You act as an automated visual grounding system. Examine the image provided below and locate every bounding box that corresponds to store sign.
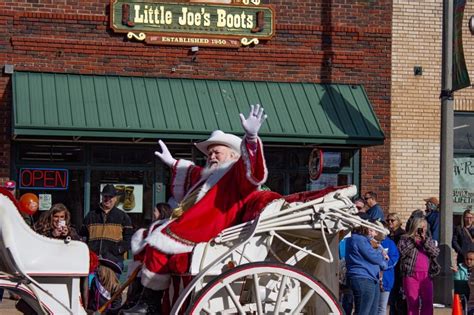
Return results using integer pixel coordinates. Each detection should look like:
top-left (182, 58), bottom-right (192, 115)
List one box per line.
top-left (19, 168), bottom-right (69, 190)
top-left (110, 0), bottom-right (275, 48)
top-left (453, 157), bottom-right (474, 213)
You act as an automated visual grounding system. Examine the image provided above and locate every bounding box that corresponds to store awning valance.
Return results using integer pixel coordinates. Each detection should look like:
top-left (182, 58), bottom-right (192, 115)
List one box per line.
top-left (12, 71), bottom-right (384, 145)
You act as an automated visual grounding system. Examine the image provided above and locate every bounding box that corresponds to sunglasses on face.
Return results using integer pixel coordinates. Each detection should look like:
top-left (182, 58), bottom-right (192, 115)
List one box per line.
top-left (387, 219), bottom-right (396, 223)
top-left (364, 197), bottom-right (372, 201)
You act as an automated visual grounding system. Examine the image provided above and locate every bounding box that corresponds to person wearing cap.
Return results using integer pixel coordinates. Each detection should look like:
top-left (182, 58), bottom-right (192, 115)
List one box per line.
top-left (79, 184), bottom-right (133, 269)
top-left (88, 257), bottom-right (123, 312)
top-left (122, 105), bottom-right (268, 315)
top-left (424, 196), bottom-right (440, 243)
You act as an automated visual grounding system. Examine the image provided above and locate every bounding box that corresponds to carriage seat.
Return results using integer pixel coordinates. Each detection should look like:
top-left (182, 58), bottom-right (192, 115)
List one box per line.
top-left (0, 188), bottom-right (89, 277)
top-left (188, 185), bottom-right (357, 276)
top-left (240, 185), bottom-right (349, 222)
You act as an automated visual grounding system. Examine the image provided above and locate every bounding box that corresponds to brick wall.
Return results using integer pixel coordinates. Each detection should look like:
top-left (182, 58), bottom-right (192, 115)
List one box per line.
top-left (0, 0), bottom-right (392, 206)
top-left (391, 1), bottom-right (474, 223)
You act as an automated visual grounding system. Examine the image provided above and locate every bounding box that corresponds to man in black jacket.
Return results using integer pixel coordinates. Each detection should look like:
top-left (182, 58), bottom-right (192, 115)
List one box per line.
top-left (80, 184), bottom-right (133, 268)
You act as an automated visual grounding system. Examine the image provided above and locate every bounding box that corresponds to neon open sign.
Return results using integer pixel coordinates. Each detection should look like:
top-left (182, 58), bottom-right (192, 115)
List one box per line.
top-left (19, 168), bottom-right (69, 190)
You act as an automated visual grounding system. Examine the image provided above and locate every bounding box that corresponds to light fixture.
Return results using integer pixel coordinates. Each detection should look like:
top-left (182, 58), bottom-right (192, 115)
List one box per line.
top-left (191, 46), bottom-right (199, 53)
top-left (414, 66), bottom-right (423, 76)
top-left (4, 64), bottom-right (14, 74)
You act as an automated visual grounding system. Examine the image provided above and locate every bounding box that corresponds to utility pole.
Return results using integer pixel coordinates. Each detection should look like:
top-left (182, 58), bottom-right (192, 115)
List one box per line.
top-left (438, 0), bottom-right (454, 306)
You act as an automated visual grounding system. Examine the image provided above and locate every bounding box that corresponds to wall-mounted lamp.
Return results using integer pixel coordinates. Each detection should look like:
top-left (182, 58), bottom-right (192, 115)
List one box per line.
top-left (414, 66), bottom-right (423, 76)
top-left (190, 46), bottom-right (199, 62)
top-left (4, 64), bottom-right (14, 74)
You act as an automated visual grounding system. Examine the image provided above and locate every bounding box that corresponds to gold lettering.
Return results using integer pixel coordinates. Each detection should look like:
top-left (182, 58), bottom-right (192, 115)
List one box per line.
top-left (178, 7), bottom-right (187, 26)
top-left (216, 9), bottom-right (226, 27)
top-left (165, 9), bottom-right (172, 24)
top-left (132, 4), bottom-right (173, 25)
top-left (246, 14), bottom-right (253, 28)
top-left (134, 4), bottom-right (144, 23)
top-left (147, 6), bottom-right (154, 23)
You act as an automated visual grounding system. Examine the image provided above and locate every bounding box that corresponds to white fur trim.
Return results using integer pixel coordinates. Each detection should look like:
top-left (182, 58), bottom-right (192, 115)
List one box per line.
top-left (141, 267), bottom-right (170, 290)
top-left (242, 136), bottom-right (268, 186)
top-left (145, 220), bottom-right (194, 254)
top-left (131, 228), bottom-right (147, 255)
top-left (172, 159), bottom-right (195, 203)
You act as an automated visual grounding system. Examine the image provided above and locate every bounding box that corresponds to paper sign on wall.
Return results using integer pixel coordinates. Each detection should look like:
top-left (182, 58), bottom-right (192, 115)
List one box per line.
top-left (453, 157), bottom-right (474, 213)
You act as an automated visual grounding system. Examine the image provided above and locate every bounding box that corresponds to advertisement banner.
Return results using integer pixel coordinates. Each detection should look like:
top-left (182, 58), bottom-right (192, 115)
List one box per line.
top-left (452, 0), bottom-right (471, 91)
top-left (453, 157), bottom-right (474, 213)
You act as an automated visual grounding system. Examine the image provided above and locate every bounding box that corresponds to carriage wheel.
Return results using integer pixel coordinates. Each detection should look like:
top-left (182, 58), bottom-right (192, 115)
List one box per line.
top-left (188, 262), bottom-right (342, 315)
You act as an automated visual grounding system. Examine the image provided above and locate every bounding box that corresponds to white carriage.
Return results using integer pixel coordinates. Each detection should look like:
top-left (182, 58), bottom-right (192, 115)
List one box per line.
top-left (0, 185), bottom-right (386, 314)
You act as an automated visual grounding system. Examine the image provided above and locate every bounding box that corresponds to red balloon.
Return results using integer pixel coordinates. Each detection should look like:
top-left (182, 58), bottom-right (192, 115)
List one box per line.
top-left (19, 193), bottom-right (39, 215)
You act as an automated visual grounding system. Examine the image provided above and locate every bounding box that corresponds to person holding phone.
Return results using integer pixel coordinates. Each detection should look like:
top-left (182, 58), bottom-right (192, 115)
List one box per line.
top-left (398, 217), bottom-right (440, 315)
top-left (34, 203), bottom-right (80, 240)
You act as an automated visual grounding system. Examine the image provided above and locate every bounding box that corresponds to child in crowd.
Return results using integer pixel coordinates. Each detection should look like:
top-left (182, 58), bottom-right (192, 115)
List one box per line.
top-left (88, 256), bottom-right (122, 312)
top-left (465, 249), bottom-right (474, 315)
top-left (453, 250), bottom-right (471, 311)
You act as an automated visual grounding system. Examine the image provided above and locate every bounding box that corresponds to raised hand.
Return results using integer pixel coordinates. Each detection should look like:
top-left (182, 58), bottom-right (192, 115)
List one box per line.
top-left (154, 140), bottom-right (176, 167)
top-left (239, 104), bottom-right (267, 140)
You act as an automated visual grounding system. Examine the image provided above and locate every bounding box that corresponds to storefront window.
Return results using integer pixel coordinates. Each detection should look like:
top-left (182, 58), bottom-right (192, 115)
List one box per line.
top-left (13, 141), bottom-right (359, 229)
top-left (18, 143), bottom-right (85, 163)
top-left (264, 147), bottom-right (358, 195)
top-left (454, 112), bottom-right (474, 217)
top-left (92, 145), bottom-right (154, 165)
top-left (15, 143), bottom-right (158, 229)
top-left (18, 169), bottom-right (85, 229)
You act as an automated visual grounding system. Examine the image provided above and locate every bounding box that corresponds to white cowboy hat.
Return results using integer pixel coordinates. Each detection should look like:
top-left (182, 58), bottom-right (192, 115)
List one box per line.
top-left (195, 130), bottom-right (242, 156)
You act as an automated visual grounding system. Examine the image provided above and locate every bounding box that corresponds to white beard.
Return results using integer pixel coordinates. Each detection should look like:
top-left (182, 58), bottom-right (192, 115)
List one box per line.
top-left (201, 160), bottom-right (236, 180)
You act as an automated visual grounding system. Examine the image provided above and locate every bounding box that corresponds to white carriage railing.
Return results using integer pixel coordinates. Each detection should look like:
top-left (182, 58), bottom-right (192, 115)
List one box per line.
top-left (214, 190), bottom-right (386, 263)
top-left (171, 186), bottom-right (388, 314)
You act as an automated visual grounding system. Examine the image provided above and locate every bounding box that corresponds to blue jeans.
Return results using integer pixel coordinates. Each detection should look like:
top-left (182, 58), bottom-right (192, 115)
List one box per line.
top-left (378, 290), bottom-right (390, 315)
top-left (349, 277), bottom-right (380, 315)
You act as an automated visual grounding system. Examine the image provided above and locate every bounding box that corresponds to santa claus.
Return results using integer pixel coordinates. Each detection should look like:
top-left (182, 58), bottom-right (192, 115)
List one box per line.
top-left (122, 104), bottom-right (268, 315)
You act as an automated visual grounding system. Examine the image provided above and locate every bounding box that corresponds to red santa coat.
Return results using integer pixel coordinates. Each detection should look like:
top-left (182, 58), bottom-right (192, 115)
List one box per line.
top-left (145, 137), bottom-right (267, 255)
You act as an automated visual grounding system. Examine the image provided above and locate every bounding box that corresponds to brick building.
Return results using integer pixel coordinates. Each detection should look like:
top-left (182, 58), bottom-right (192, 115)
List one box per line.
top-left (392, 1), bottom-right (474, 223)
top-left (0, 0), bottom-right (391, 228)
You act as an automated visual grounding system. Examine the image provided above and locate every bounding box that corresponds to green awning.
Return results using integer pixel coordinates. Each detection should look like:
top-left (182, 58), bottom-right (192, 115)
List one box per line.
top-left (12, 71), bottom-right (384, 145)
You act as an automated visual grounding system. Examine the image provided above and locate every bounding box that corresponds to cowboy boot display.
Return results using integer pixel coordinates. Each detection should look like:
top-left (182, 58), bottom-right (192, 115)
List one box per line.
top-left (251, 11), bottom-right (265, 33)
top-left (121, 4), bottom-right (135, 27)
top-left (114, 185), bottom-right (125, 207)
top-left (123, 186), bottom-right (135, 211)
top-left (120, 288), bottom-right (163, 315)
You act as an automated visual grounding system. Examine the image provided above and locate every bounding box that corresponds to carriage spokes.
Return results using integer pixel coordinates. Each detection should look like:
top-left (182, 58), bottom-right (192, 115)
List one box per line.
top-left (188, 262), bottom-right (342, 315)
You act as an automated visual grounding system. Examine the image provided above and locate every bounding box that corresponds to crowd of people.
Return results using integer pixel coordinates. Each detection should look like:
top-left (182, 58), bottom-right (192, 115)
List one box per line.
top-left (339, 193), bottom-right (474, 315)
